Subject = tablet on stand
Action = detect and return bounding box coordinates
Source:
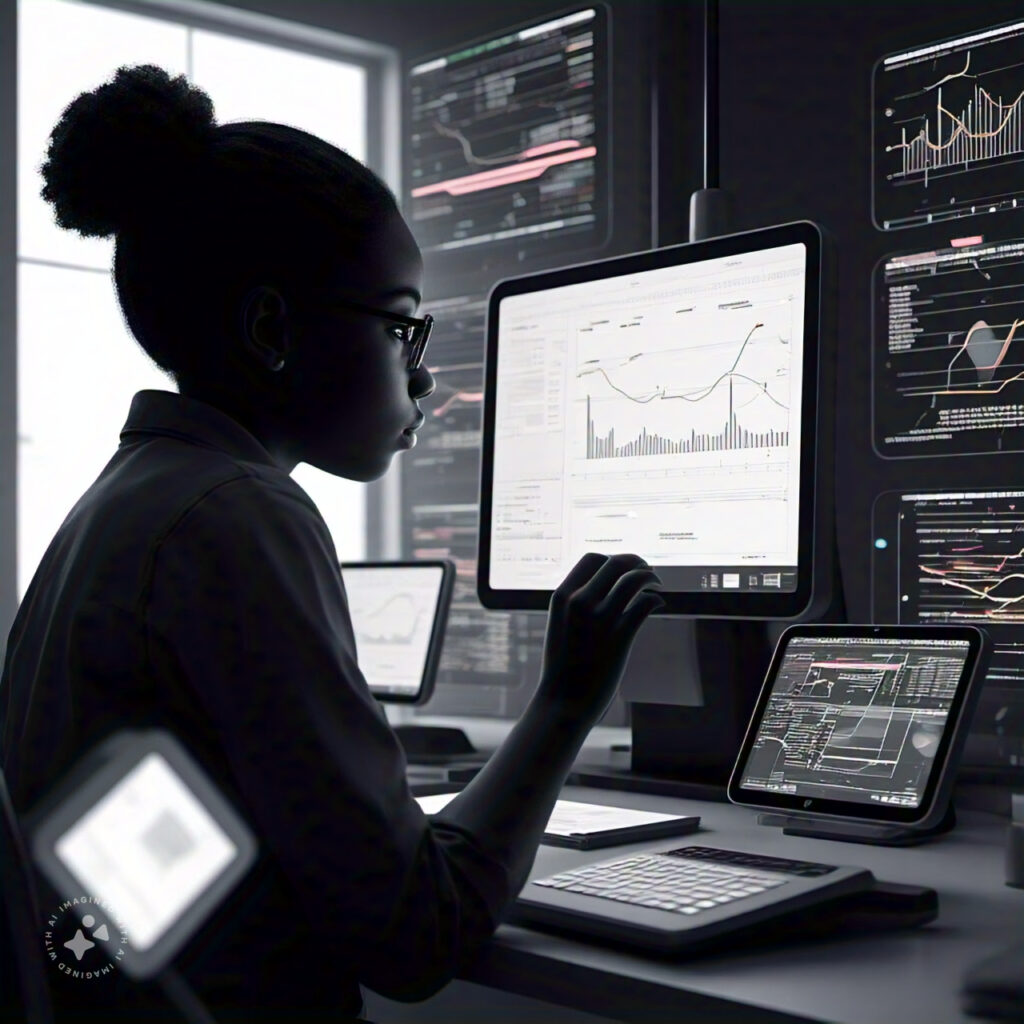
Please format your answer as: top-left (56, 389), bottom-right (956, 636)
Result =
top-left (727, 623), bottom-right (990, 846)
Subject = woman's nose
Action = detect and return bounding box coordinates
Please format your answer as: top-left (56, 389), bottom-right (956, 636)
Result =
top-left (409, 364), bottom-right (435, 400)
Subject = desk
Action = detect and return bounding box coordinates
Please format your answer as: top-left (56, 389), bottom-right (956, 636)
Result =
top-left (368, 786), bottom-right (1023, 1024)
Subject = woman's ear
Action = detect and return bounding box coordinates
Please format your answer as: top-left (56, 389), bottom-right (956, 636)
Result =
top-left (240, 285), bottom-right (290, 371)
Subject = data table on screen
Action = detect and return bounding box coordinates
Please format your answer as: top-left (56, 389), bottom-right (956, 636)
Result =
top-left (873, 238), bottom-right (1024, 458)
top-left (405, 7), bottom-right (607, 259)
top-left (399, 293), bottom-right (550, 719)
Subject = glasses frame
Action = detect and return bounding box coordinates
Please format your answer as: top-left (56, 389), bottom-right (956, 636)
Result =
top-left (327, 297), bottom-right (433, 370)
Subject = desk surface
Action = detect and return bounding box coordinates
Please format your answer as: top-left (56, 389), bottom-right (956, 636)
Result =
top-left (461, 786), bottom-right (1023, 1024)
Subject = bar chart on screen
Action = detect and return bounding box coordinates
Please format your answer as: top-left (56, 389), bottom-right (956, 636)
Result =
top-left (572, 302), bottom-right (795, 465)
top-left (874, 19), bottom-right (1024, 229)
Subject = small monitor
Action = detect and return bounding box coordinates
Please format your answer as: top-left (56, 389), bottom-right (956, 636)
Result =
top-left (342, 560), bottom-right (455, 705)
top-left (28, 730), bottom-right (257, 980)
top-left (478, 221), bottom-right (827, 619)
top-left (728, 624), bottom-right (989, 829)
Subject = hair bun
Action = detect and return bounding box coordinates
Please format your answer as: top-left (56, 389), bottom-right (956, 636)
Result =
top-left (40, 64), bottom-right (217, 238)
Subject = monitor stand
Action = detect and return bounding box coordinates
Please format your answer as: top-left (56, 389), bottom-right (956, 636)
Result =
top-left (755, 804), bottom-right (957, 847)
top-left (571, 618), bottom-right (775, 800)
top-left (573, 540), bottom-right (847, 799)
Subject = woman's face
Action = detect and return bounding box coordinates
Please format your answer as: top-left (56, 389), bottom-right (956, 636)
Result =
top-left (284, 209), bottom-right (434, 481)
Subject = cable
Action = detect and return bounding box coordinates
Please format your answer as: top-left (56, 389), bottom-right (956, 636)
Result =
top-left (704, 0), bottom-right (720, 190)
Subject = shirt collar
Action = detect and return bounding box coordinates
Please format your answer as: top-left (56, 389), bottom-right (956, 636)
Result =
top-left (119, 390), bottom-right (280, 467)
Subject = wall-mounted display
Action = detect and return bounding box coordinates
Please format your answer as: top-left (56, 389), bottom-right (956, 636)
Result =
top-left (873, 238), bottom-right (1024, 458)
top-left (873, 19), bottom-right (1024, 230)
top-left (405, 6), bottom-right (609, 261)
top-left (872, 489), bottom-right (1024, 767)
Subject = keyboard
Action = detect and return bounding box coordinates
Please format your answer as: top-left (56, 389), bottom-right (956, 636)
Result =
top-left (512, 843), bottom-right (875, 952)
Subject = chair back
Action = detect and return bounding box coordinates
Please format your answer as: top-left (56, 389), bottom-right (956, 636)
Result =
top-left (0, 766), bottom-right (55, 1024)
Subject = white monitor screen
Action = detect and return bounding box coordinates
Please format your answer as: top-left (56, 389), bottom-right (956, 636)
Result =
top-left (53, 752), bottom-right (239, 952)
top-left (345, 565), bottom-right (446, 698)
top-left (489, 241), bottom-right (808, 593)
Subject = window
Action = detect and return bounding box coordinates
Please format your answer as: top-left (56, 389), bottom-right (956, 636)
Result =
top-left (16, 0), bottom-right (396, 595)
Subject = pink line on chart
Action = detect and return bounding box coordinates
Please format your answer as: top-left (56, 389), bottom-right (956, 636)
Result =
top-left (809, 662), bottom-right (901, 671)
top-left (412, 146), bottom-right (597, 198)
top-left (432, 391), bottom-right (484, 417)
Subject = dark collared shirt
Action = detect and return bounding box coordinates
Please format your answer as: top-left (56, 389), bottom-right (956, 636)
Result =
top-left (1, 390), bottom-right (511, 1022)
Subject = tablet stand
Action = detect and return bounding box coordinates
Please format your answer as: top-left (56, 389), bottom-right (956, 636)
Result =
top-left (756, 803), bottom-right (957, 846)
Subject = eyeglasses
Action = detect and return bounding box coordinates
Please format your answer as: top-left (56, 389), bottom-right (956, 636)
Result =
top-left (327, 298), bottom-right (433, 370)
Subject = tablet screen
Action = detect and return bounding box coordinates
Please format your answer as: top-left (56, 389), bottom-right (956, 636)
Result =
top-left (737, 634), bottom-right (973, 809)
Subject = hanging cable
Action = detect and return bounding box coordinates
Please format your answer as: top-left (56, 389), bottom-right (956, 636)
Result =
top-left (704, 0), bottom-right (720, 190)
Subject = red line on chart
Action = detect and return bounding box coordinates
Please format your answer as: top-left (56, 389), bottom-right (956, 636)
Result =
top-left (411, 145), bottom-right (597, 198)
top-left (920, 564), bottom-right (1024, 615)
top-left (933, 547), bottom-right (1024, 573)
top-left (431, 390), bottom-right (484, 417)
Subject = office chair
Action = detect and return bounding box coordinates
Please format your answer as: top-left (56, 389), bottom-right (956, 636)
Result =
top-left (1, 765), bottom-right (55, 1024)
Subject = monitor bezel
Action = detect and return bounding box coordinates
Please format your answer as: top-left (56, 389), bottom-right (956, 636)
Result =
top-left (727, 623), bottom-right (989, 827)
top-left (477, 220), bottom-right (824, 616)
top-left (340, 559), bottom-right (455, 705)
top-left (401, 3), bottom-right (612, 270)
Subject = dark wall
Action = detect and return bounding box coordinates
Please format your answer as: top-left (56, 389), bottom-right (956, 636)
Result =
top-left (716, 0), bottom-right (1024, 620)
top-left (95, 0), bottom-right (1024, 754)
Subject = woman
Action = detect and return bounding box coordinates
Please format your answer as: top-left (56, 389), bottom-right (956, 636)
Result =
top-left (1, 65), bottom-right (664, 1022)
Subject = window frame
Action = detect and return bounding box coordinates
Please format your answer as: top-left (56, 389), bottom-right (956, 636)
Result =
top-left (1, 0), bottom-right (403, 656)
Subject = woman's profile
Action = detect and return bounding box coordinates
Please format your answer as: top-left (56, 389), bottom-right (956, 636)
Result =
top-left (0, 64), bottom-right (664, 1022)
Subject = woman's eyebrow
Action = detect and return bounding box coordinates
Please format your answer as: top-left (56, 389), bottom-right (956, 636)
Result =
top-left (377, 286), bottom-right (422, 306)
top-left (376, 286), bottom-right (419, 301)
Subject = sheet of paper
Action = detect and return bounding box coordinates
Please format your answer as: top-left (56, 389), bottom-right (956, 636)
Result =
top-left (415, 793), bottom-right (688, 835)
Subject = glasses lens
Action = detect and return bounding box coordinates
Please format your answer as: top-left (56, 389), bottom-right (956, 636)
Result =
top-left (409, 315), bottom-right (432, 370)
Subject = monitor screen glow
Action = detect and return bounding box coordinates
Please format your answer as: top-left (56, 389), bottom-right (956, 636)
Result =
top-left (488, 241), bottom-right (808, 595)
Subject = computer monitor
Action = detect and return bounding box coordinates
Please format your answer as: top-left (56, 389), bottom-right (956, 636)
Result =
top-left (479, 220), bottom-right (830, 618)
top-left (477, 222), bottom-right (835, 787)
top-left (342, 560), bottom-right (454, 705)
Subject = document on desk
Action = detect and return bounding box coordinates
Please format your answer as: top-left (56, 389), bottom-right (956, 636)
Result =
top-left (415, 793), bottom-right (700, 849)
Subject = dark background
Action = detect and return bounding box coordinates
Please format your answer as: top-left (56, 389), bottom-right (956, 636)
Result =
top-left (7, 0), bottom-right (1022, 756)
top-left (221, 0), bottom-right (1024, 756)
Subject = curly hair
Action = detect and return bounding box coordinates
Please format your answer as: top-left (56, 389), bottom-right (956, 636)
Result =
top-left (39, 63), bottom-right (398, 382)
